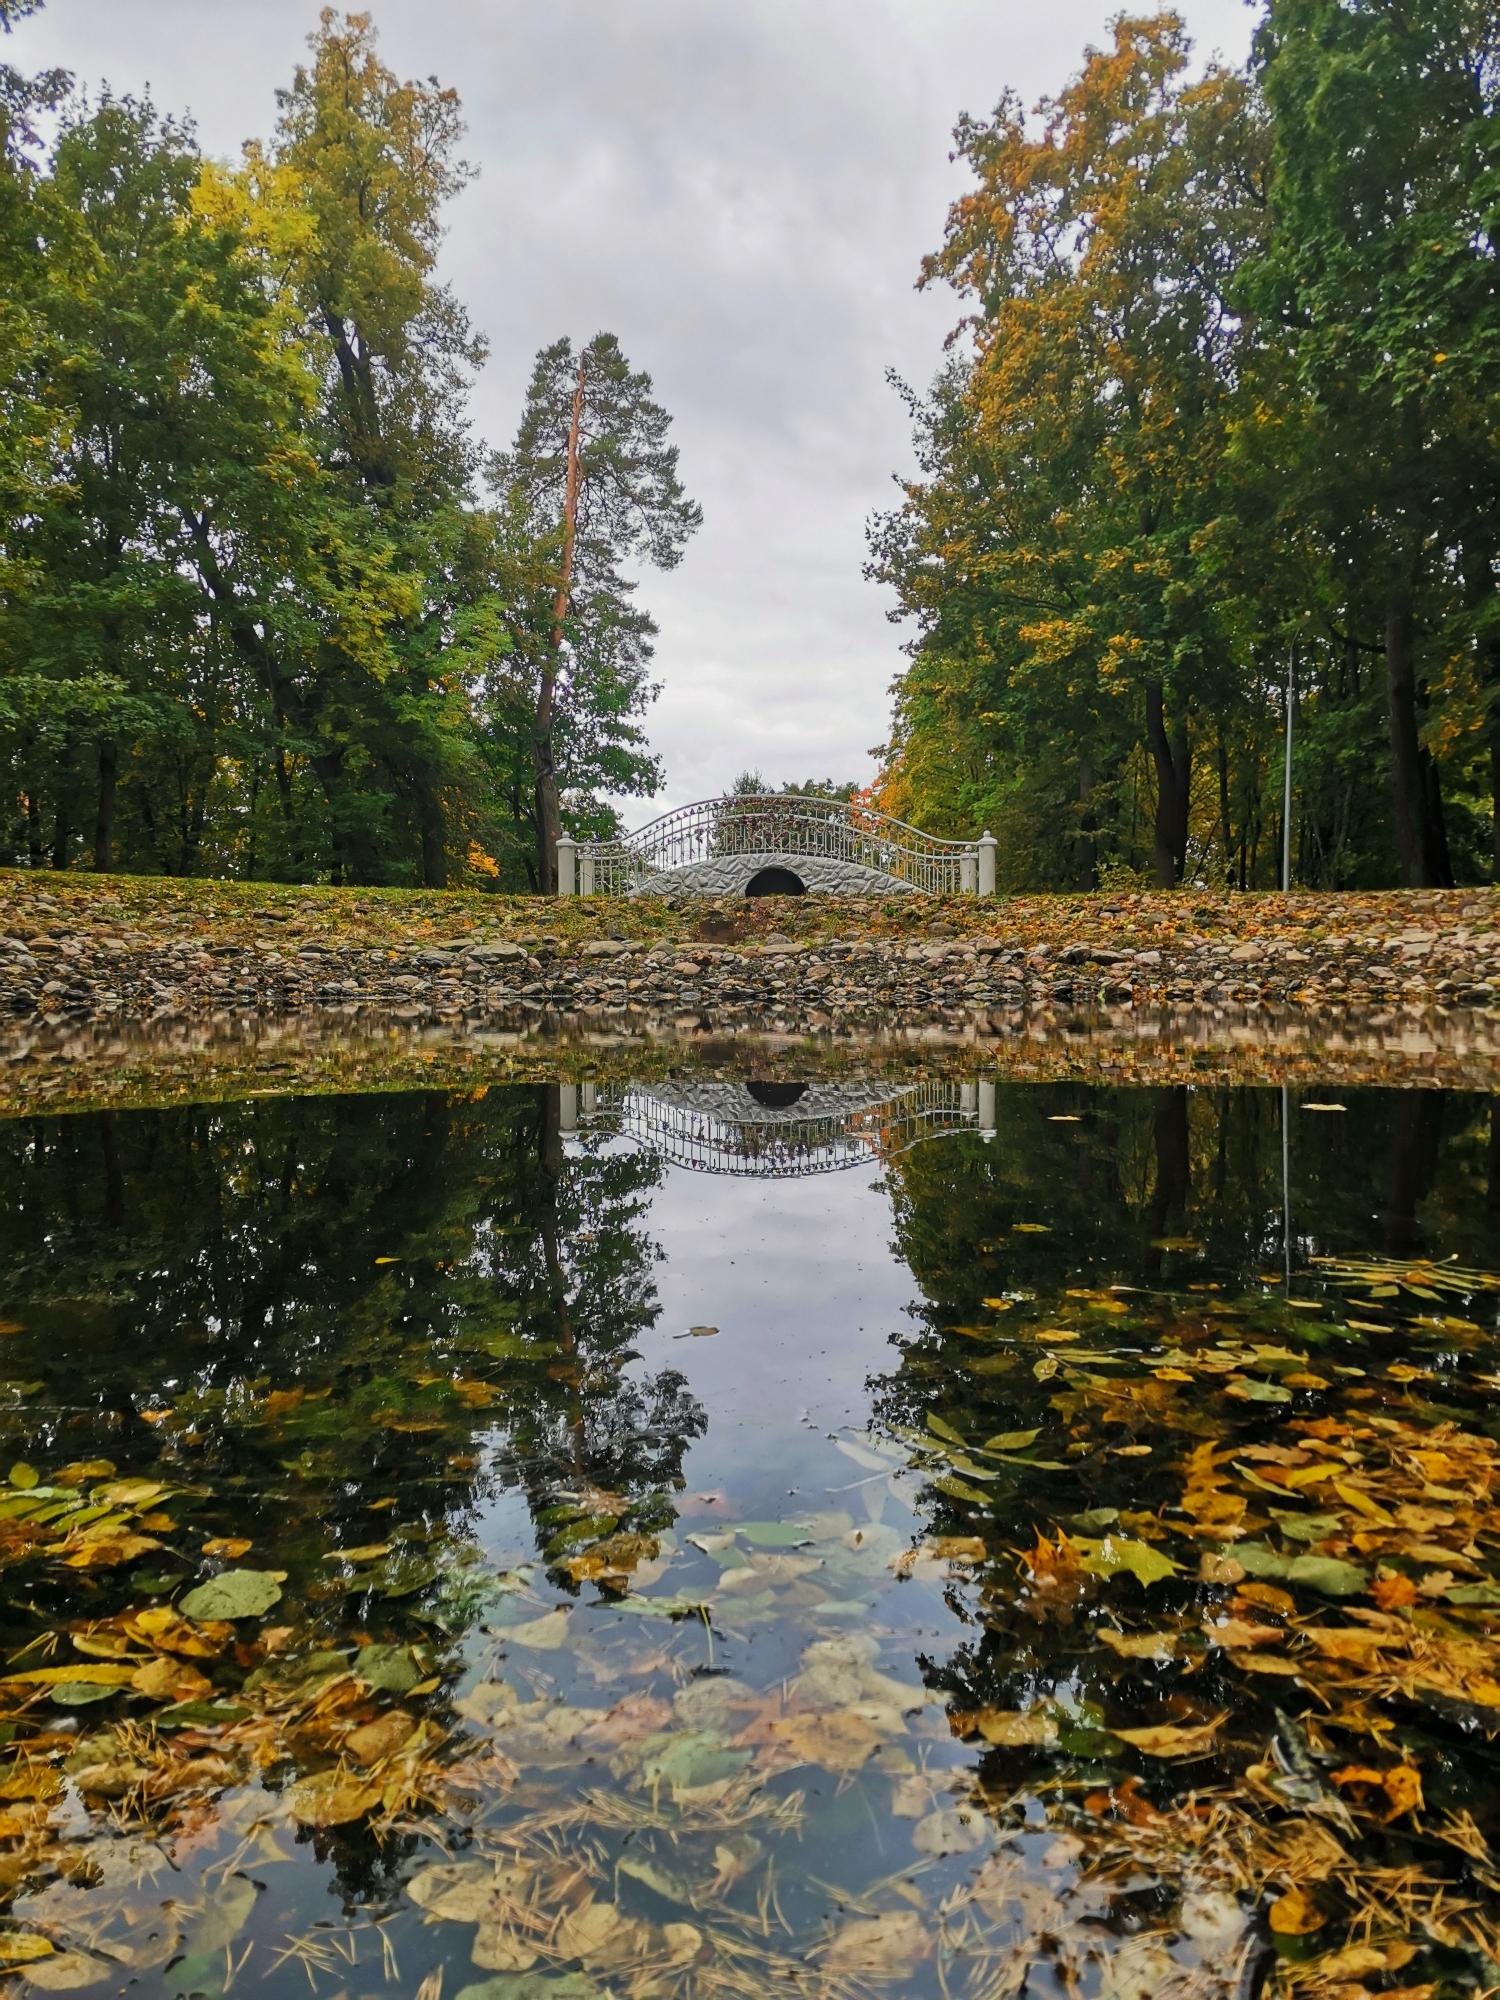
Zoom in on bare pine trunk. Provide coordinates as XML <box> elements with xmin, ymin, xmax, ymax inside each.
<box><xmin>535</xmin><ymin>353</ymin><xmax>586</xmax><ymax>894</ymax></box>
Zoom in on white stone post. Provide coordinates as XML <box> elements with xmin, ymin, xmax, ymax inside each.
<box><xmin>556</xmin><ymin>834</ymin><xmax>576</xmax><ymax>896</ymax></box>
<box><xmin>558</xmin><ymin>1084</ymin><xmax>577</xmax><ymax>1135</ymax></box>
<box><xmin>978</xmin><ymin>1080</ymin><xmax>996</xmax><ymax>1140</ymax></box>
<box><xmin>960</xmin><ymin>851</ymin><xmax>977</xmax><ymax>894</ymax></box>
<box><xmin>960</xmin><ymin>1082</ymin><xmax>978</xmax><ymax>1116</ymax></box>
<box><xmin>581</xmin><ymin>1082</ymin><xmax>598</xmax><ymax>1118</ymax></box>
<box><xmin>579</xmin><ymin>850</ymin><xmax>595</xmax><ymax>895</ymax></box>
<box><xmin>977</xmin><ymin>831</ymin><xmax>997</xmax><ymax>896</ymax></box>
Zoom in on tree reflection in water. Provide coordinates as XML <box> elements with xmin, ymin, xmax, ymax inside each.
<box><xmin>0</xmin><ymin>1079</ymin><xmax>1494</xmax><ymax>1994</ymax></box>
<box><xmin>0</xmin><ymin>1088</ymin><xmax>703</xmax><ymax>1572</ymax></box>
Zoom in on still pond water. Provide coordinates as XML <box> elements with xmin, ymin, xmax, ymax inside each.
<box><xmin>0</xmin><ymin>1076</ymin><xmax>1497</xmax><ymax>1999</ymax></box>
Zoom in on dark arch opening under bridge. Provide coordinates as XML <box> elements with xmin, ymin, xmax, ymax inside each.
<box><xmin>744</xmin><ymin>865</ymin><xmax>806</xmax><ymax>897</ymax></box>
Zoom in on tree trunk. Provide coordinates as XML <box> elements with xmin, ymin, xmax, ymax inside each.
<box><xmin>1216</xmin><ymin>732</ymin><xmax>1233</xmax><ymax>887</ymax></box>
<box><xmin>535</xmin><ymin>351</ymin><xmax>587</xmax><ymax>894</ymax></box>
<box><xmin>1141</xmin><ymin>1087</ymin><xmax>1190</xmax><ymax>1281</ymax></box>
<box><xmin>1077</xmin><ymin>755</ymin><xmax>1098</xmax><ymax>888</ymax></box>
<box><xmin>270</xmin><ymin>699</ymin><xmax>299</xmax><ymax>876</ymax></box>
<box><xmin>246</xmin><ymin>763</ymin><xmax>260</xmax><ymax>881</ymax></box>
<box><xmin>50</xmin><ymin>732</ymin><xmax>73</xmax><ymax>869</ymax></box>
<box><xmin>1384</xmin><ymin>586</ymin><xmax>1452</xmax><ymax>887</ymax></box>
<box><xmin>309</xmin><ymin>746</ymin><xmax>352</xmax><ymax>885</ymax></box>
<box><xmin>24</xmin><ymin>759</ymin><xmax>43</xmax><ymax>869</ymax></box>
<box><xmin>1383</xmin><ymin>1091</ymin><xmax>1446</xmax><ymax>1258</ymax></box>
<box><xmin>184</xmin><ymin>776</ymin><xmax>207</xmax><ymax>875</ymax></box>
<box><xmin>92</xmin><ymin>740</ymin><xmax>117</xmax><ymax>873</ymax></box>
<box><xmin>1462</xmin><ymin>541</ymin><xmax>1500</xmax><ymax>882</ymax></box>
<box><xmin>1145</xmin><ymin>683</ymin><xmax>1189</xmax><ymax>887</ymax></box>
<box><xmin>1424</xmin><ymin>756</ymin><xmax>1455</xmax><ymax>888</ymax></box>
<box><xmin>416</xmin><ymin>778</ymin><xmax>446</xmax><ymax>889</ymax></box>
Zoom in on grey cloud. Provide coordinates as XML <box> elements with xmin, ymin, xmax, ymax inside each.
<box><xmin>23</xmin><ymin>0</ymin><xmax>1254</xmax><ymax>820</ymax></box>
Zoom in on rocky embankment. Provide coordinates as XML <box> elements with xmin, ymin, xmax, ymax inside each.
<box><xmin>0</xmin><ymin>874</ymin><xmax>1495</xmax><ymax>1030</ymax></box>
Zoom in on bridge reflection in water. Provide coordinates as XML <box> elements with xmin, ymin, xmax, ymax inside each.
<box><xmin>558</xmin><ymin>1079</ymin><xmax>997</xmax><ymax>1178</ymax></box>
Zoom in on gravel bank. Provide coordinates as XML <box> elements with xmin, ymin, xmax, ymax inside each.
<box><xmin>0</xmin><ymin>875</ymin><xmax>1496</xmax><ymax>1030</ymax></box>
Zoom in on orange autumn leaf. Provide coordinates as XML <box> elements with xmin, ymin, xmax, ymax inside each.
<box><xmin>1332</xmin><ymin>1764</ymin><xmax>1388</xmax><ymax>1791</ymax></box>
<box><xmin>1268</xmin><ymin>1887</ymin><xmax>1326</xmax><ymax>1935</ymax></box>
<box><xmin>1372</xmin><ymin>1572</ymin><xmax>1419</xmax><ymax>1610</ymax></box>
<box><xmin>1381</xmin><ymin>1764</ymin><xmax>1424</xmax><ymax>1820</ymax></box>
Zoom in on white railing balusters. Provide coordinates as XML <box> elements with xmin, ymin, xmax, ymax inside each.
<box><xmin>568</xmin><ymin>794</ymin><xmax>985</xmax><ymax>897</ymax></box>
<box><xmin>573</xmin><ymin>1081</ymin><xmax>981</xmax><ymax>1177</ymax></box>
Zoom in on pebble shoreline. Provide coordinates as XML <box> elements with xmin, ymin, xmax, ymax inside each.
<box><xmin>2</xmin><ymin>890</ymin><xmax>1497</xmax><ymax>1030</ymax></box>
<box><xmin>3</xmin><ymin>1000</ymin><xmax>1499</xmax><ymax>1121</ymax></box>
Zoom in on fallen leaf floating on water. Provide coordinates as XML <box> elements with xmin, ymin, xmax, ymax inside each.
<box><xmin>1332</xmin><ymin>1761</ymin><xmax>1426</xmax><ymax>1821</ymax></box>
<box><xmin>759</xmin><ymin>1708</ymin><xmax>889</xmax><ymax>1773</ymax></box>
<box><xmin>178</xmin><ymin>1568</ymin><xmax>282</xmax><ymax>1620</ymax></box>
<box><xmin>1111</xmin><ymin>1714</ymin><xmax>1226</xmax><ymax>1759</ymax></box>
<box><xmin>1073</xmin><ymin>1534</ymin><xmax>1180</xmax><ymax>1587</ymax></box>
<box><xmin>346</xmin><ymin>1710</ymin><xmax>418</xmax><ymax>1766</ymax></box>
<box><xmin>287</xmin><ymin>1767</ymin><xmax>383</xmax><ymax>1826</ymax></box>
<box><xmin>502</xmin><ymin>1608</ymin><xmax>571</xmax><ymax>1649</ymax></box>
<box><xmin>818</xmin><ymin>1910</ymin><xmax>930</xmax><ymax>1980</ymax></box>
<box><xmin>61</xmin><ymin>1529</ymin><xmax>161</xmax><ymax>1569</ymax></box>
<box><xmin>952</xmin><ymin>1706</ymin><xmax>1060</xmax><ymax>1748</ymax></box>
<box><xmin>912</xmin><ymin>1805</ymin><xmax>986</xmax><ymax>1855</ymax></box>
<box><xmin>1099</xmin><ymin>1628</ymin><xmax>1179</xmax><ymax>1662</ymax></box>
<box><xmin>129</xmin><ymin>1656</ymin><xmax>212</xmax><ymax>1701</ymax></box>
<box><xmin>0</xmin><ymin>1936</ymin><xmax>55</xmax><ymax>1965</ymax></box>
<box><xmin>1268</xmin><ymin>1886</ymin><xmax>1327</xmax><ymax>1935</ymax></box>
<box><xmin>200</xmin><ymin>1535</ymin><xmax>251</xmax><ymax>1559</ymax></box>
<box><xmin>20</xmin><ymin>1953</ymin><xmax>112</xmax><ymax>1991</ymax></box>
<box><xmin>0</xmin><ymin>1664</ymin><xmax>139</xmax><ymax>1688</ymax></box>
<box><xmin>124</xmin><ymin>1606</ymin><xmax>232</xmax><ymax>1657</ymax></box>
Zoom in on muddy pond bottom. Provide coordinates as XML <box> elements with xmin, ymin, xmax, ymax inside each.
<box><xmin>0</xmin><ymin>1075</ymin><xmax>1497</xmax><ymax>2000</ymax></box>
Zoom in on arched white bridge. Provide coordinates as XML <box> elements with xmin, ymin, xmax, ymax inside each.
<box><xmin>558</xmin><ymin>1079</ymin><xmax>998</xmax><ymax>1178</ymax></box>
<box><xmin>557</xmin><ymin>794</ymin><xmax>996</xmax><ymax>898</ymax></box>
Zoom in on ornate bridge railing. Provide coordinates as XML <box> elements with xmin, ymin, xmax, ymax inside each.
<box><xmin>557</xmin><ymin>795</ymin><xmax>995</xmax><ymax>897</ymax></box>
<box><xmin>559</xmin><ymin>1080</ymin><xmax>997</xmax><ymax>1178</ymax></box>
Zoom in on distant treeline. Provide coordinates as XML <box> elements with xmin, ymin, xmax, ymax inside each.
<box><xmin>0</xmin><ymin>4</ymin><xmax>696</xmax><ymax>889</ymax></box>
<box><xmin>871</xmin><ymin>2</ymin><xmax>1499</xmax><ymax>889</ymax></box>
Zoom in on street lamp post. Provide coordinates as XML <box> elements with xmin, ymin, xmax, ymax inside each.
<box><xmin>1282</xmin><ymin>641</ymin><xmax>1296</xmax><ymax>893</ymax></box>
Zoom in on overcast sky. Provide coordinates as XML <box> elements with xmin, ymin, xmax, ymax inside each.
<box><xmin>21</xmin><ymin>0</ymin><xmax>1254</xmax><ymax>818</ymax></box>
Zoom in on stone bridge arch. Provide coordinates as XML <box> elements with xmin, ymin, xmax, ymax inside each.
<box><xmin>557</xmin><ymin>795</ymin><xmax>995</xmax><ymax>898</ymax></box>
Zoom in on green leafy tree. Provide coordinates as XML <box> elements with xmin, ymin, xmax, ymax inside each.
<box><xmin>0</xmin><ymin>93</ymin><xmax>309</xmax><ymax>873</ymax></box>
<box><xmin>493</xmin><ymin>332</ymin><xmax>700</xmax><ymax>891</ymax></box>
<box><xmin>1245</xmin><ymin>0</ymin><xmax>1500</xmax><ymax>884</ymax></box>
<box><xmin>874</xmin><ymin>18</ymin><xmax>1268</xmax><ymax>887</ymax></box>
<box><xmin>247</xmin><ymin>4</ymin><xmax>494</xmax><ymax>884</ymax></box>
